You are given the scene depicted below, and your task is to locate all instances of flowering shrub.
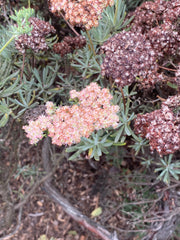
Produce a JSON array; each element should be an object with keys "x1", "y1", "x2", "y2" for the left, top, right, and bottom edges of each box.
[
  {"x1": 23, "y1": 83, "x2": 119, "y2": 146},
  {"x1": 2, "y1": 1, "x2": 180, "y2": 239},
  {"x1": 1, "y1": 0, "x2": 180, "y2": 185}
]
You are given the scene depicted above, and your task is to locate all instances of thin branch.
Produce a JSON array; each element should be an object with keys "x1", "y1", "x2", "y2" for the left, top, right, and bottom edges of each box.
[
  {"x1": 42, "y1": 137, "x2": 120, "y2": 240},
  {"x1": 158, "y1": 65, "x2": 177, "y2": 72},
  {"x1": 58, "y1": 12, "x2": 80, "y2": 36}
]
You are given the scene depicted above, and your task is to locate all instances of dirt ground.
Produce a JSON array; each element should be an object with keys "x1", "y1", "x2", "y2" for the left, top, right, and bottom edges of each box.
[
  {"x1": 0, "y1": 121, "x2": 179, "y2": 240},
  {"x1": 0, "y1": 129, "x2": 155, "y2": 240}
]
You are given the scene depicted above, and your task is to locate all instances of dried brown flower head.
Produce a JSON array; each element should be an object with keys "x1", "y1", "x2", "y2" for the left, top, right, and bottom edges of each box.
[
  {"x1": 101, "y1": 0, "x2": 180, "y2": 88},
  {"x1": 101, "y1": 30, "x2": 158, "y2": 88},
  {"x1": 23, "y1": 105, "x2": 47, "y2": 125},
  {"x1": 53, "y1": 35, "x2": 86, "y2": 57},
  {"x1": 15, "y1": 17, "x2": 56, "y2": 54},
  {"x1": 128, "y1": 0, "x2": 180, "y2": 57},
  {"x1": 163, "y1": 0, "x2": 180, "y2": 24},
  {"x1": 129, "y1": 0, "x2": 180, "y2": 34},
  {"x1": 134, "y1": 95, "x2": 180, "y2": 156},
  {"x1": 147, "y1": 22, "x2": 180, "y2": 58}
]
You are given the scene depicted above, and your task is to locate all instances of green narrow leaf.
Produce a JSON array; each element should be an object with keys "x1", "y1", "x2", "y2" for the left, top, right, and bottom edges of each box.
[
  {"x1": 99, "y1": 145, "x2": 109, "y2": 154},
  {"x1": 0, "y1": 104, "x2": 11, "y2": 114},
  {"x1": 97, "y1": 145, "x2": 102, "y2": 157},
  {"x1": 68, "y1": 150, "x2": 82, "y2": 161},
  {"x1": 114, "y1": 127, "x2": 124, "y2": 143},
  {"x1": 0, "y1": 113, "x2": 9, "y2": 127},
  {"x1": 33, "y1": 68, "x2": 41, "y2": 83},
  {"x1": 66, "y1": 145, "x2": 80, "y2": 153},
  {"x1": 125, "y1": 124, "x2": 132, "y2": 136},
  {"x1": 93, "y1": 147, "x2": 100, "y2": 161},
  {"x1": 163, "y1": 171, "x2": 170, "y2": 184},
  {"x1": 169, "y1": 170, "x2": 179, "y2": 180}
]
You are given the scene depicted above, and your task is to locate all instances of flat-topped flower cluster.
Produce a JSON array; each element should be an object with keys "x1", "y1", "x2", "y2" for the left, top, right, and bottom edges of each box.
[
  {"x1": 23, "y1": 83, "x2": 119, "y2": 146},
  {"x1": 48, "y1": 0, "x2": 114, "y2": 30}
]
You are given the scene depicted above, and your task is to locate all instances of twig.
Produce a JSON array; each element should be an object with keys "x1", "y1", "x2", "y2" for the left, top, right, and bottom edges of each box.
[
  {"x1": 20, "y1": 53, "x2": 25, "y2": 81},
  {"x1": 58, "y1": 12, "x2": 80, "y2": 36},
  {"x1": 86, "y1": 30, "x2": 96, "y2": 57},
  {"x1": 120, "y1": 87, "x2": 126, "y2": 112},
  {"x1": 42, "y1": 137, "x2": 120, "y2": 240},
  {"x1": 28, "y1": 212, "x2": 44, "y2": 217},
  {"x1": 158, "y1": 65, "x2": 177, "y2": 72}
]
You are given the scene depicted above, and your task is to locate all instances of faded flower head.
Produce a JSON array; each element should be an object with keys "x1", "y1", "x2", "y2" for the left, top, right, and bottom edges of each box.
[
  {"x1": 48, "y1": 0, "x2": 114, "y2": 30},
  {"x1": 15, "y1": 17, "x2": 56, "y2": 54},
  {"x1": 127, "y1": 0, "x2": 180, "y2": 60},
  {"x1": 147, "y1": 23, "x2": 180, "y2": 58},
  {"x1": 23, "y1": 83, "x2": 119, "y2": 146},
  {"x1": 101, "y1": 0, "x2": 180, "y2": 89},
  {"x1": 23, "y1": 105, "x2": 47, "y2": 125},
  {"x1": 53, "y1": 35, "x2": 86, "y2": 57},
  {"x1": 134, "y1": 95, "x2": 180, "y2": 156},
  {"x1": 101, "y1": 30, "x2": 159, "y2": 88},
  {"x1": 128, "y1": 0, "x2": 180, "y2": 34}
]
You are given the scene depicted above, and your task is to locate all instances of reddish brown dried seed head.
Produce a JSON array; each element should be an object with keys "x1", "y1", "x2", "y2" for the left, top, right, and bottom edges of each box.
[
  {"x1": 15, "y1": 17, "x2": 56, "y2": 54},
  {"x1": 101, "y1": 0, "x2": 180, "y2": 88},
  {"x1": 101, "y1": 31, "x2": 158, "y2": 88},
  {"x1": 53, "y1": 36, "x2": 86, "y2": 57},
  {"x1": 134, "y1": 95, "x2": 180, "y2": 156}
]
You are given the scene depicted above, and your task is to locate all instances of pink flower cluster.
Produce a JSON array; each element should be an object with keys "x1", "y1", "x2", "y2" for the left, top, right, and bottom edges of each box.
[
  {"x1": 23, "y1": 83, "x2": 119, "y2": 146},
  {"x1": 49, "y1": 0, "x2": 114, "y2": 30}
]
